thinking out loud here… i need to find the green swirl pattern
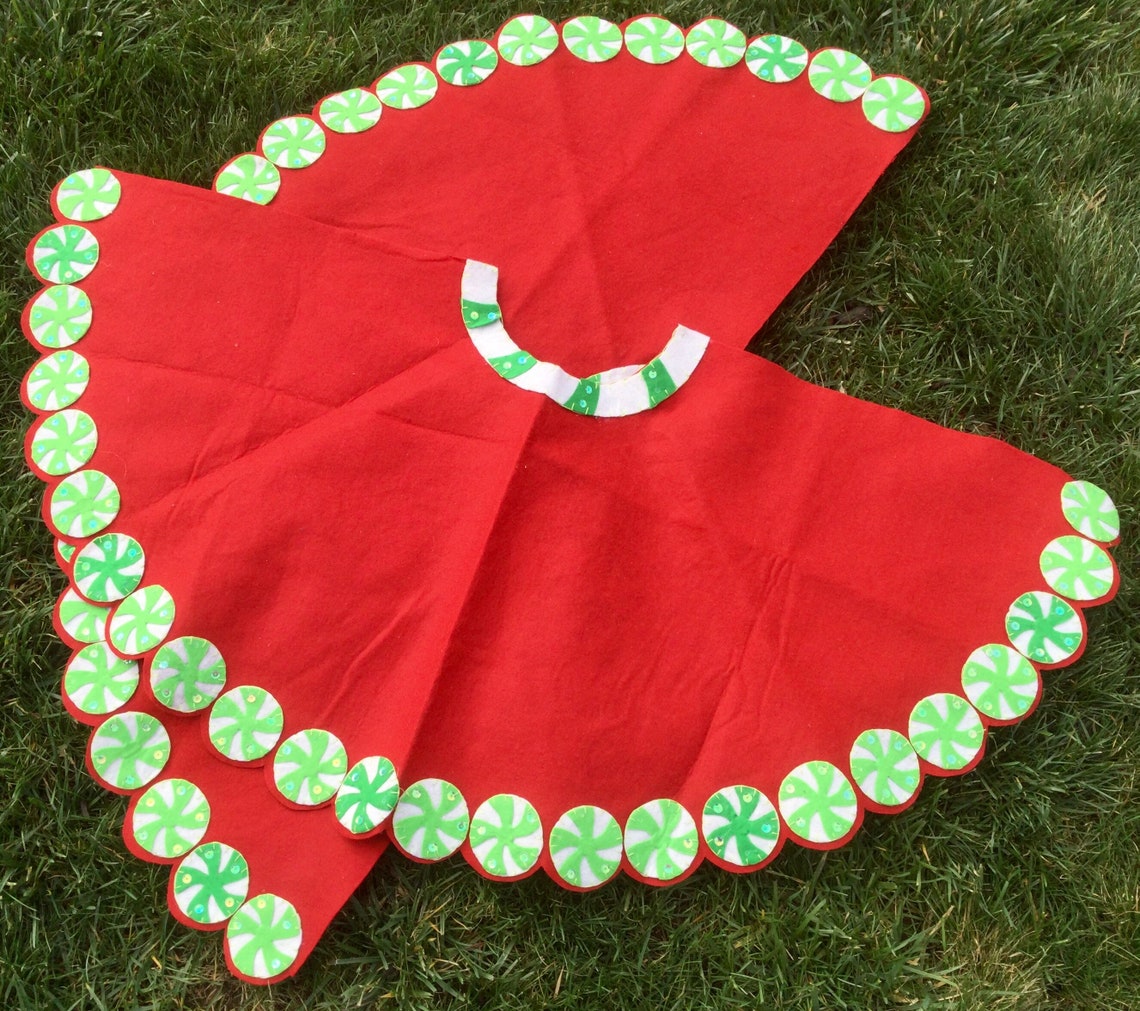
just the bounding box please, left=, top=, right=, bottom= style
left=561, top=16, right=623, bottom=62
left=908, top=693, right=984, bottom=770
left=744, top=35, right=809, bottom=83
left=226, top=893, right=302, bottom=980
left=25, top=349, right=89, bottom=411
left=624, top=16, right=684, bottom=65
left=624, top=799, right=698, bottom=881
left=318, top=88, right=383, bottom=133
left=57, top=539, right=76, bottom=564
left=685, top=19, right=746, bottom=68
left=1039, top=535, right=1114, bottom=601
left=849, top=729, right=920, bottom=806
left=131, top=777, right=211, bottom=858
left=807, top=48, right=872, bottom=102
left=961, top=643, right=1039, bottom=721
left=58, top=587, right=110, bottom=643
left=1005, top=591, right=1083, bottom=664
left=56, top=168, right=121, bottom=221
left=272, top=728, right=348, bottom=806
left=109, top=584, right=175, bottom=656
left=861, top=76, right=925, bottom=132
left=63, top=641, right=139, bottom=715
left=29, top=408, right=97, bottom=475
left=209, top=685, right=284, bottom=762
left=392, top=778, right=469, bottom=861
left=89, top=710, right=170, bottom=790
left=436, top=40, right=499, bottom=87
left=701, top=785, right=780, bottom=866
left=497, top=15, right=558, bottom=67
left=549, top=805, right=623, bottom=888
left=1060, top=480, right=1119, bottom=542
left=173, top=842, right=250, bottom=925
left=215, top=154, right=281, bottom=204
left=261, top=116, right=327, bottom=168
left=469, top=794, right=543, bottom=877
left=375, top=64, right=439, bottom=109
left=150, top=636, right=227, bottom=713
left=27, top=284, right=91, bottom=348
left=778, top=761, right=859, bottom=844
left=72, top=532, right=145, bottom=603
left=334, top=755, right=400, bottom=835
left=49, top=469, right=120, bottom=538
left=32, top=224, right=99, bottom=284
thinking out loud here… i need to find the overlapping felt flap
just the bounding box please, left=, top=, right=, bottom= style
left=20, top=14, right=1123, bottom=987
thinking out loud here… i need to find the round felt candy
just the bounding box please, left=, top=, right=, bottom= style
left=561, top=16, right=622, bottom=63
left=1005, top=591, right=1083, bottom=664
left=26, top=285, right=91, bottom=348
left=31, top=224, right=99, bottom=284
left=209, top=686, right=284, bottom=762
left=469, top=794, right=543, bottom=877
left=272, top=728, right=347, bottom=806
left=55, top=168, right=122, bottom=221
left=55, top=539, right=76, bottom=565
left=1039, top=535, right=1114, bottom=601
left=623, top=799, right=698, bottom=881
left=334, top=755, right=399, bottom=835
left=260, top=116, right=326, bottom=169
left=861, top=76, right=926, bottom=132
left=623, top=16, right=684, bottom=65
left=150, top=636, right=227, bottom=713
left=744, top=34, right=809, bottom=83
left=375, top=64, right=439, bottom=109
left=961, top=643, right=1039, bottom=721
left=173, top=841, right=250, bottom=925
left=63, top=642, right=139, bottom=715
left=848, top=729, right=920, bottom=806
left=435, top=40, right=498, bottom=87
left=908, top=693, right=984, bottom=770
left=49, top=469, right=120, bottom=538
left=549, top=805, right=623, bottom=888
left=89, top=710, right=171, bottom=790
left=58, top=587, right=110, bottom=643
left=215, top=154, right=281, bottom=205
left=108, top=585, right=175, bottom=656
left=28, top=408, right=97, bottom=476
left=497, top=15, right=558, bottom=67
left=778, top=761, right=858, bottom=844
left=318, top=88, right=383, bottom=133
left=392, top=778, right=469, bottom=861
left=807, top=48, right=873, bottom=102
left=25, top=350, right=90, bottom=411
left=72, top=532, right=145, bottom=603
left=685, top=19, right=746, bottom=68
left=1060, top=480, right=1119, bottom=542
left=131, top=777, right=210, bottom=859
left=701, top=785, right=780, bottom=867
left=226, top=893, right=303, bottom=980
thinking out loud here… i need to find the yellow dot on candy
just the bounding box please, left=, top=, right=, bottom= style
left=181, top=873, right=191, bottom=884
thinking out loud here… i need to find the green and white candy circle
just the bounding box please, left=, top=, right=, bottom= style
left=701, top=785, right=780, bottom=867
left=561, top=16, right=623, bottom=62
left=624, top=16, right=684, bottom=65
left=25, top=349, right=90, bottom=411
left=260, top=116, right=326, bottom=169
left=745, top=34, right=809, bottom=83
left=861, top=76, right=925, bottom=132
left=27, top=285, right=91, bottom=348
left=318, top=88, right=383, bottom=133
left=623, top=799, right=698, bottom=881
left=131, top=777, right=211, bottom=859
left=72, top=532, right=145, bottom=603
left=109, top=584, right=175, bottom=656
left=1005, top=590, right=1083, bottom=664
left=58, top=587, right=110, bottom=643
left=226, top=893, right=302, bottom=980
left=173, top=841, right=250, bottom=925
left=32, top=224, right=99, bottom=284
left=808, top=48, right=872, bottom=102
left=392, top=778, right=469, bottom=861
left=849, top=729, right=920, bottom=806
left=49, top=469, right=120, bottom=538
left=272, top=728, right=348, bottom=806
left=961, top=643, right=1039, bottom=721
left=63, top=641, right=139, bottom=715
left=436, top=40, right=499, bottom=87
left=215, top=154, right=281, bottom=205
left=150, top=636, right=227, bottom=712
left=29, top=408, right=97, bottom=476
left=1060, top=480, right=1119, bottom=542
left=56, top=539, right=76, bottom=564
left=56, top=168, right=121, bottom=221
left=335, top=755, right=400, bottom=835
left=549, top=805, right=623, bottom=888
left=209, top=685, right=284, bottom=762
left=1039, top=535, right=1114, bottom=601
left=469, top=794, right=543, bottom=878
left=685, top=19, right=746, bottom=68
left=778, top=760, right=859, bottom=844
left=89, top=710, right=171, bottom=790
left=908, top=693, right=984, bottom=770
left=497, top=14, right=558, bottom=67
left=375, top=64, right=439, bottom=109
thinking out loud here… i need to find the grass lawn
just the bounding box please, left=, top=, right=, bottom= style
left=2, top=1, right=1137, bottom=1007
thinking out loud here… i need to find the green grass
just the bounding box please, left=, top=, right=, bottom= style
left=2, top=1, right=1138, bottom=1008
